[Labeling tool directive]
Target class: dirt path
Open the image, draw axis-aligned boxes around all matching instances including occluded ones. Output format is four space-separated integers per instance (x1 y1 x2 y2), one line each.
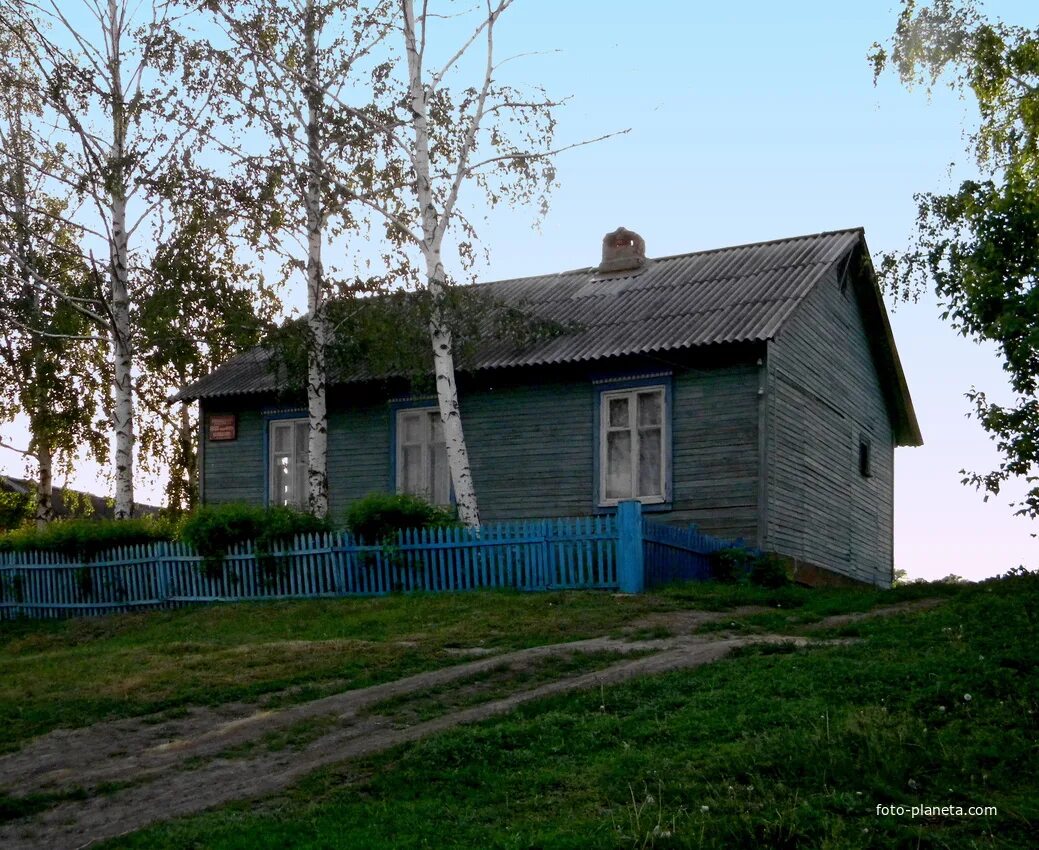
0 600 937 850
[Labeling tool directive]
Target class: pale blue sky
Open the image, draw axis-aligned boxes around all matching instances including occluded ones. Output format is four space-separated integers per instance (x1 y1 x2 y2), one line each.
460 0 1037 581
1 1 1034 580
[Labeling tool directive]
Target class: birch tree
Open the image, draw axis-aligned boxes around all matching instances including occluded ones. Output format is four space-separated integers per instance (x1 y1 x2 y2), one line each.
136 203 277 512
872 0 1039 519
0 192 108 527
0 0 222 517
0 19 108 526
364 1 592 527
195 0 400 518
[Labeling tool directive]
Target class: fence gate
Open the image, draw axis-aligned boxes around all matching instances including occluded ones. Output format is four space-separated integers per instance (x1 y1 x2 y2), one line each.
640 514 748 590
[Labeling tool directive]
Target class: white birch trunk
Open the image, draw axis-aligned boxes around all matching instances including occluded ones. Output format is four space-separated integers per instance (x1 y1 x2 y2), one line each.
402 1 480 528
108 0 135 519
110 199 135 519
426 255 480 528
180 402 197 511
34 441 53 528
304 0 328 518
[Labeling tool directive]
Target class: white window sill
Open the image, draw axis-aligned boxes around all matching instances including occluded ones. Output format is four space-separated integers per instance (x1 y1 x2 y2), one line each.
599 496 667 509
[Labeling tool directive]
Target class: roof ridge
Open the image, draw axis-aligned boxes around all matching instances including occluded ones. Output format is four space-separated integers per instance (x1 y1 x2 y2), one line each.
649 226 864 263
478 227 865 286
173 227 876 404
589 257 840 292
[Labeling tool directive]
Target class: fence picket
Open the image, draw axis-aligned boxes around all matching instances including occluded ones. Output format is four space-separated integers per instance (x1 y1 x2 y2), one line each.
408 528 419 591
496 524 506 587
429 525 440 591
508 523 518 588
303 533 313 597
458 527 468 589
314 533 322 596
378 539 388 594
453 526 464 591
363 542 374 595
0 507 753 621
342 534 354 594
404 528 415 592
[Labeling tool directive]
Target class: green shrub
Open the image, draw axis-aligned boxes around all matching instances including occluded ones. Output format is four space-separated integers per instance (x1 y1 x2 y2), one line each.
709 547 790 588
710 547 755 583
179 503 331 576
344 493 456 544
0 491 32 532
748 552 790 588
0 516 175 560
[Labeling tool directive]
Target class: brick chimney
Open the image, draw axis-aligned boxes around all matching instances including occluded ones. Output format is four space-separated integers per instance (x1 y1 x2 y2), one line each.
598 227 646 274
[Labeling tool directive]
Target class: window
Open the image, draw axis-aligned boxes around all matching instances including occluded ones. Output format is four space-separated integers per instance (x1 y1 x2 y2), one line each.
599 386 667 505
859 436 872 478
396 407 451 506
269 418 309 508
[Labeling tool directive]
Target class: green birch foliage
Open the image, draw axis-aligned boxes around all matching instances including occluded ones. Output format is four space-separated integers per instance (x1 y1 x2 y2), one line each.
0 196 108 474
263 284 574 397
0 490 31 532
0 30 108 511
136 202 278 513
871 0 1039 519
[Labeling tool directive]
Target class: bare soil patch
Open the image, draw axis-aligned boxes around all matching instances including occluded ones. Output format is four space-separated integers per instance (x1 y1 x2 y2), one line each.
0 598 941 850
803 597 945 629
625 604 771 635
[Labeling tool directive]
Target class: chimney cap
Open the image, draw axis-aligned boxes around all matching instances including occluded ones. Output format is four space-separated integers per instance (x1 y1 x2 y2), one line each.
598 226 646 274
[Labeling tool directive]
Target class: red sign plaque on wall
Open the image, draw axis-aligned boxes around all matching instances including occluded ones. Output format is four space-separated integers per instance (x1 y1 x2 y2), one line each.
208 414 237 442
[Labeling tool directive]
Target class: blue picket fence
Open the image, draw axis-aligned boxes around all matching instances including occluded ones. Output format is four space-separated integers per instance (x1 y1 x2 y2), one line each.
643 521 747 588
0 516 620 619
0 503 749 620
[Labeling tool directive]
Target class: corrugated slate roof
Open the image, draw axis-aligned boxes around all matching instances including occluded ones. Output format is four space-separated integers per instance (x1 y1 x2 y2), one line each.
175 347 285 403
175 227 863 403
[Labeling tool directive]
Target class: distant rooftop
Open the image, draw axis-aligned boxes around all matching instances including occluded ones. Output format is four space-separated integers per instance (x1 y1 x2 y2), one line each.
0 475 160 520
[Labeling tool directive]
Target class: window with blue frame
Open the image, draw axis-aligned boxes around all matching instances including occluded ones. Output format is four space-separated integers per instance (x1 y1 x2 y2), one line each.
269 418 308 508
395 407 451 506
598 384 668 506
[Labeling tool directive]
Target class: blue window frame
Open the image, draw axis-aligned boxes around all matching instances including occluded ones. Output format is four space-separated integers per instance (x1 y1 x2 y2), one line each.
388 399 452 506
592 374 673 510
262 409 308 508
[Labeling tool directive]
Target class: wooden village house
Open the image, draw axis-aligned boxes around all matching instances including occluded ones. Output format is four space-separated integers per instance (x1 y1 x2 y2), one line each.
174 227 921 587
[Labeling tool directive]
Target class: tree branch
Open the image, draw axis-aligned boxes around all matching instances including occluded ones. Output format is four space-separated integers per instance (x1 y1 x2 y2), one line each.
0 439 31 457
463 129 630 175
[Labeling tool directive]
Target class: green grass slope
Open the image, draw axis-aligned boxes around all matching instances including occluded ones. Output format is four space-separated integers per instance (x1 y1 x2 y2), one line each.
0 590 677 752
101 571 1037 849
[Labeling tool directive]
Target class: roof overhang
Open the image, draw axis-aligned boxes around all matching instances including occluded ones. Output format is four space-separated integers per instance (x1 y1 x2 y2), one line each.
848 238 923 447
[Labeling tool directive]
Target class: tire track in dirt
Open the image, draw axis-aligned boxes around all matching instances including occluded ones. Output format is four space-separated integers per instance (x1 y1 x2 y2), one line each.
0 605 771 794
0 599 939 850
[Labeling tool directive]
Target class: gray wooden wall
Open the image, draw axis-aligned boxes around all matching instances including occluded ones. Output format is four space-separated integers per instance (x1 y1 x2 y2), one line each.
199 353 763 543
763 264 896 587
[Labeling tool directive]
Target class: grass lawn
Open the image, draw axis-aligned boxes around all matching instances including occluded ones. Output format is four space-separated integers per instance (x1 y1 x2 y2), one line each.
0 589 674 751
70 572 1035 850
0 580 949 753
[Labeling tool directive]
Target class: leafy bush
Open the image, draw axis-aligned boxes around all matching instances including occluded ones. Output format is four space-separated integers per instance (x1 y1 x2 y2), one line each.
0 516 175 560
748 552 790 588
179 503 331 576
345 493 456 544
709 547 789 588
710 547 755 583
0 491 32 532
